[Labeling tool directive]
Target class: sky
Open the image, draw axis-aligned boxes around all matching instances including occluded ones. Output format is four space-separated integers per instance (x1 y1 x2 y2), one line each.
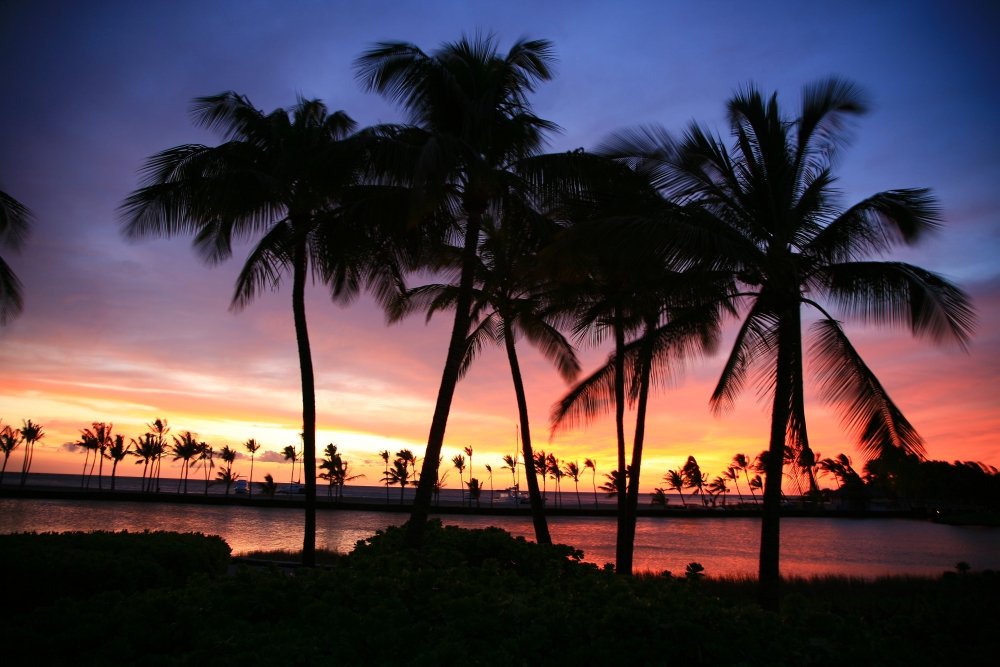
1 0 998 493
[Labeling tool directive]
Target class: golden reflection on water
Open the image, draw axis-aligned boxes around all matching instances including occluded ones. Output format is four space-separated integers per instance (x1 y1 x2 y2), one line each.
3 499 998 578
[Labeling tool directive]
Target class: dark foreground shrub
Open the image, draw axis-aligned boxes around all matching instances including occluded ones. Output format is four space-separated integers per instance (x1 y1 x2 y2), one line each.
0 530 230 609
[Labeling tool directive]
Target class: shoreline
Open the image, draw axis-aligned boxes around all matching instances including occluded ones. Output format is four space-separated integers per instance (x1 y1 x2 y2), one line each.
0 483 932 520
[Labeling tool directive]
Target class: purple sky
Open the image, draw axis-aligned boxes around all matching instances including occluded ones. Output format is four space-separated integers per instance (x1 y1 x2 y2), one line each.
1 0 998 485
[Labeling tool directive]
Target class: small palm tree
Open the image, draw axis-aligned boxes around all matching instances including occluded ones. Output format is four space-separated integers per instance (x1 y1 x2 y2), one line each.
384 457 411 503
664 468 686 507
484 464 494 507
217 445 239 495
0 187 31 325
78 423 112 490
451 454 466 505
584 458 599 509
546 453 563 508
260 473 278 497
707 475 729 506
147 418 169 492
170 431 200 493
17 419 44 486
283 445 299 487
244 438 261 498
131 433 157 491
563 460 583 509
198 442 215 494
683 456 707 507
0 422 22 485
723 466 745 504
379 449 391 502
107 434 131 491
466 478 483 509
501 454 519 490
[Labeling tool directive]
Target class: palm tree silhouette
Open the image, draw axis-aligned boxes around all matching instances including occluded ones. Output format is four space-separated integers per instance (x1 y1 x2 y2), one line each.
484 463 494 507
683 456 708 507
389 210 578 540
198 442 214 494
216 445 239 495
121 93 378 567
171 431 200 493
147 418 169 492
664 468 686 507
563 460 583 509
584 458 599 509
383 456 411 503
283 445 299 487
131 433 158 491
244 438 261 498
107 434 131 491
17 419 44 486
355 34 558 546
78 423 112 490
732 453 757 505
0 187 30 325
612 78 975 608
379 450 391 502
451 454 466 505
0 421 21 485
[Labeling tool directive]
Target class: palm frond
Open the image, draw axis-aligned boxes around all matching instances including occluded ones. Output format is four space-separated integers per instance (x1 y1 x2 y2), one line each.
805 189 941 263
810 317 925 459
230 223 293 311
710 304 778 415
819 261 975 348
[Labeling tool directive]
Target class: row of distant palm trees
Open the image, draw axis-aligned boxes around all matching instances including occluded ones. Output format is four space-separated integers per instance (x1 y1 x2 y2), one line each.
110 31 976 613
0 418 45 486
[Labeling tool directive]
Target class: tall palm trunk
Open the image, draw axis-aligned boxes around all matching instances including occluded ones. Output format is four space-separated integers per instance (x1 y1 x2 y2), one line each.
503 320 552 544
248 453 255 498
759 302 800 611
619 320 655 576
612 309 628 573
407 210 483 547
291 239 318 568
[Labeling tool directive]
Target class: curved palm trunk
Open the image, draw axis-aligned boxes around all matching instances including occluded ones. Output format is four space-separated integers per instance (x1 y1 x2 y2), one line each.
291 241 318 568
503 321 552 544
612 310 629 574
407 211 483 547
619 322 655 576
759 303 801 611
248 454 255 498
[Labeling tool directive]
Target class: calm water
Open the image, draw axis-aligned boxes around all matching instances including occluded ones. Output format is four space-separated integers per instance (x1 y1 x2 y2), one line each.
3 496 998 578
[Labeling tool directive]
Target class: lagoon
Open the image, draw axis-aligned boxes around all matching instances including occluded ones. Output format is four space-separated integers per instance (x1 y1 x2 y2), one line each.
3 495 998 579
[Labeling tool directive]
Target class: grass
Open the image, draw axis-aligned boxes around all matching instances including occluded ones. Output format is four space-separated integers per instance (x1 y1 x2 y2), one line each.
5 524 997 666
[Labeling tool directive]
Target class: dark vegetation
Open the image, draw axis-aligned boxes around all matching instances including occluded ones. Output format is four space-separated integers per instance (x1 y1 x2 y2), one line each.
6 528 996 666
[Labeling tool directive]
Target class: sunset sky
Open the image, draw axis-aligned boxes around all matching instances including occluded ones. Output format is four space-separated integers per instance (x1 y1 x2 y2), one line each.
1 0 997 492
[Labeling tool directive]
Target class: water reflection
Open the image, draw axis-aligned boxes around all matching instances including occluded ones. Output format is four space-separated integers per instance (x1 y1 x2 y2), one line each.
3 499 998 578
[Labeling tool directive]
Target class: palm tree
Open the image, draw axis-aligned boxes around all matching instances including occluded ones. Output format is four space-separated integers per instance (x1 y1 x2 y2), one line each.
131 433 158 491
121 93 379 568
244 438 261 498
584 458 598 509
664 468 686 507
198 442 214 494
384 457 411 503
78 423 112 490
466 478 483 508
355 34 559 546
707 475 729 506
723 466 745 504
0 422 21 485
107 434 131 491
683 456 707 507
463 446 474 484
389 207 580 541
217 445 239 495
171 431 200 493
147 418 169 492
396 449 417 484
619 78 975 609
533 450 548 501
77 431 98 489
732 453 757 505
0 187 30 325
17 419 44 486
501 453 519 490
546 453 563 508
379 449 391 502
484 463 494 507
563 460 583 509
451 454 466 505
283 445 299 487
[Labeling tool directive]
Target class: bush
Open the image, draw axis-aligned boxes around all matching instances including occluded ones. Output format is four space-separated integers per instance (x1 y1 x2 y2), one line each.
0 530 231 609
